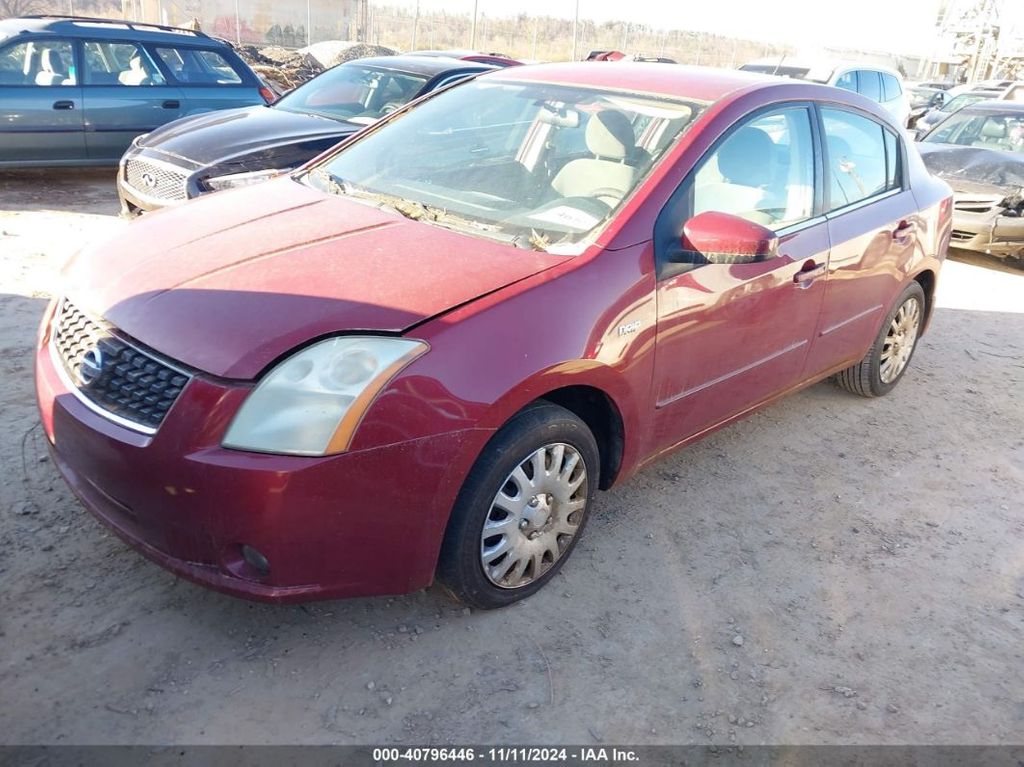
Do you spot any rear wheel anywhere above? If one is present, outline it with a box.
[437,401,599,609]
[835,281,925,397]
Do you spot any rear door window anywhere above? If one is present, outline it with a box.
[0,39,77,85]
[154,47,243,84]
[822,108,901,211]
[880,73,902,101]
[856,71,882,102]
[83,41,165,85]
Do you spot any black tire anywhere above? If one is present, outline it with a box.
[437,400,600,610]
[835,281,926,397]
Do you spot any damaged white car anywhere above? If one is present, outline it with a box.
[917,100,1024,261]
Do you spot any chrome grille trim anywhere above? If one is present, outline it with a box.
[123,156,188,201]
[50,300,192,433]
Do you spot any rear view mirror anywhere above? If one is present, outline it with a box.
[537,104,580,128]
[679,211,778,265]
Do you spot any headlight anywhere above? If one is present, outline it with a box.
[204,168,291,191]
[222,336,427,456]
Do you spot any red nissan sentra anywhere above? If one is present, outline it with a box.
[36,64,951,609]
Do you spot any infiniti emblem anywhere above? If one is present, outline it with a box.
[140,172,157,189]
[76,344,104,387]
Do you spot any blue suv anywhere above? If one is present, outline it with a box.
[0,16,273,166]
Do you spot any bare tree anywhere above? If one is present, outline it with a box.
[0,0,45,19]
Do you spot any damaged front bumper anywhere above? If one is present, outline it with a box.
[949,190,1024,258]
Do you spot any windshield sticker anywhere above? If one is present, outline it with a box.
[529,206,601,231]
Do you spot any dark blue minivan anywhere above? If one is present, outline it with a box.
[0,16,272,166]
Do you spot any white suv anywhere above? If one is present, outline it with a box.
[740,59,912,127]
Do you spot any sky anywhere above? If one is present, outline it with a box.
[394,0,1023,57]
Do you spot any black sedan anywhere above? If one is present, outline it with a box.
[117,55,495,214]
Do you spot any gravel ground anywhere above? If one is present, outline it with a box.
[1,169,1022,746]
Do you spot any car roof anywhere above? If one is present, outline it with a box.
[741,57,902,81]
[487,62,787,103]
[0,15,225,46]
[345,54,497,77]
[959,99,1024,114]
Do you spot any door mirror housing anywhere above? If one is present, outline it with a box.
[679,211,778,265]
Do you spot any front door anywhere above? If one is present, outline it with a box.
[650,106,829,453]
[80,40,185,161]
[0,38,85,163]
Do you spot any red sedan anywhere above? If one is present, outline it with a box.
[36,64,952,609]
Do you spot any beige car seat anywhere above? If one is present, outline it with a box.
[693,127,776,222]
[119,55,151,86]
[551,109,638,207]
[972,119,1008,150]
[35,49,70,86]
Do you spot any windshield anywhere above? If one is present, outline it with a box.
[940,94,988,114]
[276,63,428,123]
[924,110,1024,152]
[300,79,703,253]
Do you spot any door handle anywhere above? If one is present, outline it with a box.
[52,100,75,110]
[161,100,180,109]
[893,219,913,244]
[793,260,826,288]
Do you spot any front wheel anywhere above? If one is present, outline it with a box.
[835,281,925,397]
[437,401,599,609]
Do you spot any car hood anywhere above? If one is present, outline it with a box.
[917,143,1024,195]
[64,179,569,379]
[140,105,361,166]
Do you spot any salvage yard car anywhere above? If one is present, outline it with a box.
[37,64,951,609]
[117,55,496,214]
[914,89,1006,139]
[739,57,911,126]
[0,16,272,166]
[917,101,1024,261]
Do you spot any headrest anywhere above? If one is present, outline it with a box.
[717,126,774,187]
[130,55,145,71]
[980,119,1006,139]
[585,110,635,160]
[42,48,66,74]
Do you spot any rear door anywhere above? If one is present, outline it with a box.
[80,40,186,161]
[0,37,85,163]
[804,106,918,376]
[151,45,259,114]
[650,105,830,449]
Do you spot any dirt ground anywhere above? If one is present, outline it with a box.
[1,169,1022,746]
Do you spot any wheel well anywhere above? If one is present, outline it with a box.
[914,269,936,330]
[537,386,624,490]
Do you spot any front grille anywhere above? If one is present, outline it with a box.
[51,301,191,431]
[124,157,188,201]
[950,229,976,242]
[953,198,998,214]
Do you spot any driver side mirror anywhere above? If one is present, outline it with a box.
[678,211,778,265]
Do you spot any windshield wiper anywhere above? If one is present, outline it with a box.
[307,172,546,249]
